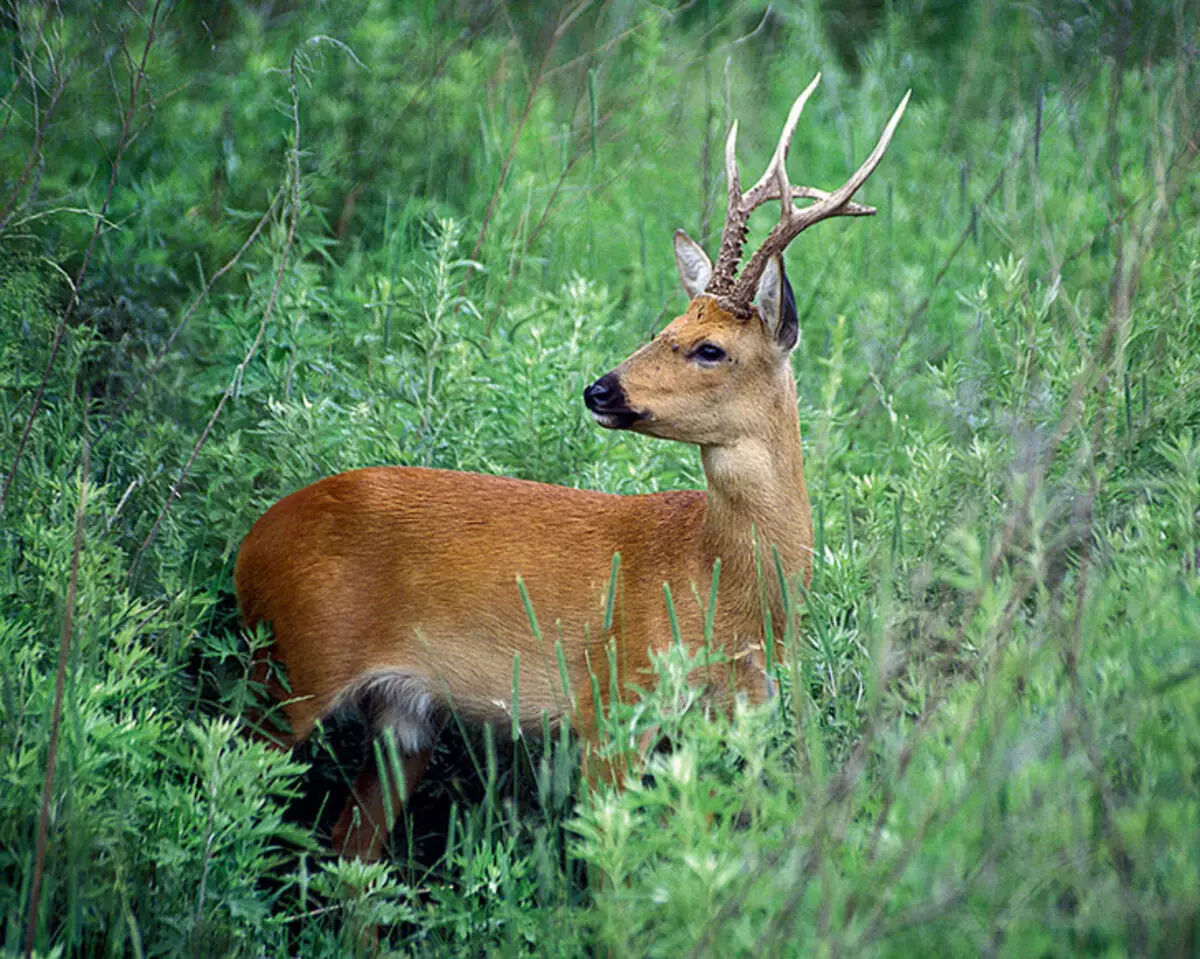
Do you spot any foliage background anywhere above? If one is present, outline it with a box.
[2,0,1199,954]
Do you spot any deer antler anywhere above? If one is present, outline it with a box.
[705,74,911,315]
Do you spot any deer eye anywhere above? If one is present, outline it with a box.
[690,342,727,364]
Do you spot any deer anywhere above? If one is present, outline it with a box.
[234,74,909,861]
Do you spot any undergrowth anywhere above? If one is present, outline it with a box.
[2,0,1198,955]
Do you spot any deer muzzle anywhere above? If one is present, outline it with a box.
[584,373,644,430]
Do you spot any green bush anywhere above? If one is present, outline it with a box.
[2,0,1198,954]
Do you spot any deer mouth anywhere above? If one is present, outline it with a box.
[591,409,645,430]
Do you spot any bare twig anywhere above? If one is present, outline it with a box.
[23,423,88,959]
[850,73,1098,419]
[464,0,594,294]
[94,187,286,446]
[131,50,304,571]
[499,0,621,306]
[344,3,497,209]
[1,0,164,516]
[505,150,583,290]
[0,8,69,230]
[856,856,990,949]
[848,147,1022,418]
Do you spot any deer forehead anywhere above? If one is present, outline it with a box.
[660,296,761,345]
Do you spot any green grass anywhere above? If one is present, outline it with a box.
[2,0,1199,954]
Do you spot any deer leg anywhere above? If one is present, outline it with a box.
[327,670,440,859]
[331,747,432,861]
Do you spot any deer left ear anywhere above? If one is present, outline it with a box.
[756,255,798,352]
[674,229,713,299]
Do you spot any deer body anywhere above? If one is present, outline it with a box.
[236,312,812,855]
[236,467,715,745]
[235,75,906,859]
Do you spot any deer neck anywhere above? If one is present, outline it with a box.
[698,370,812,635]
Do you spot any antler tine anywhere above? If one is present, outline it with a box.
[724,119,741,197]
[794,88,911,229]
[727,88,912,307]
[744,72,822,204]
[705,120,746,297]
[778,185,876,214]
[705,75,822,298]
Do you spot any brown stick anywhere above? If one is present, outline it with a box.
[464,0,594,294]
[0,7,68,230]
[1,0,164,517]
[23,425,88,958]
[94,187,285,445]
[130,49,304,572]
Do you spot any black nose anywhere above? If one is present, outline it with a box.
[584,373,625,412]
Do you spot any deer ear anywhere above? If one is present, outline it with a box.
[674,230,713,299]
[756,255,798,352]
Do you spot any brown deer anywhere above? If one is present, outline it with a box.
[235,74,908,860]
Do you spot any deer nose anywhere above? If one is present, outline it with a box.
[584,374,625,412]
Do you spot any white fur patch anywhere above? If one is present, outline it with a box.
[335,670,440,754]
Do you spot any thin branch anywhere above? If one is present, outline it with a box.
[1,0,164,516]
[0,8,68,230]
[850,73,1097,418]
[23,422,88,959]
[496,149,584,309]
[345,3,497,204]
[131,49,304,570]
[464,0,594,292]
[847,147,1021,418]
[94,188,286,446]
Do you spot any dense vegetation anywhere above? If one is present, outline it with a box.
[2,0,1198,954]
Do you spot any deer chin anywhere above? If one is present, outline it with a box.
[591,409,645,430]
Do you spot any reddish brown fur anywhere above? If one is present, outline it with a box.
[237,467,710,741]
[235,74,908,866]
[237,289,813,860]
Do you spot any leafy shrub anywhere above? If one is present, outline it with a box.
[2,0,1198,954]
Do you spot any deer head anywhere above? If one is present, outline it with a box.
[584,74,909,447]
